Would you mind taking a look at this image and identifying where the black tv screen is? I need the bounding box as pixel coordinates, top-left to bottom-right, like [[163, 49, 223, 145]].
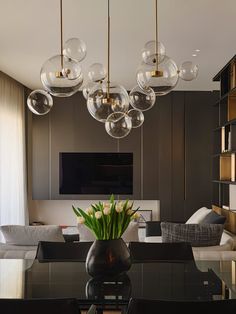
[[59, 152, 133, 195]]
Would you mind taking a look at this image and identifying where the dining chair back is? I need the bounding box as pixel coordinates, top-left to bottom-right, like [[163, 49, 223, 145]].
[[0, 298, 80, 314], [36, 241, 92, 262], [127, 298, 236, 314], [128, 242, 194, 262]]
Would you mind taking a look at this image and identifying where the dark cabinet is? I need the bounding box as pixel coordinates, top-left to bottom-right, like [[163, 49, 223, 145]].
[[150, 91, 218, 222]]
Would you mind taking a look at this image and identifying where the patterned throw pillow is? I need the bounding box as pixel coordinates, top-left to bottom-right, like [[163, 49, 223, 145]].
[[161, 222, 224, 247]]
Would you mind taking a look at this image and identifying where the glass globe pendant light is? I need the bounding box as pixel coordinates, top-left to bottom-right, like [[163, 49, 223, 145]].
[[127, 109, 144, 128], [87, 0, 130, 127], [129, 85, 156, 111], [63, 37, 87, 62], [40, 0, 83, 97], [27, 90, 53, 115], [105, 112, 132, 139], [179, 61, 199, 81], [137, 0, 178, 96]]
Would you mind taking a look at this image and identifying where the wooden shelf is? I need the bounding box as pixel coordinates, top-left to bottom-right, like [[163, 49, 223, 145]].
[[213, 180, 236, 185], [212, 205, 236, 234], [213, 54, 236, 81], [213, 55, 236, 232]]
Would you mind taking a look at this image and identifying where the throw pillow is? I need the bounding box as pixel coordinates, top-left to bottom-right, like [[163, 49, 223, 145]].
[[161, 222, 224, 247], [122, 222, 139, 242], [185, 207, 211, 224], [0, 225, 65, 246], [77, 223, 96, 242], [200, 211, 226, 225]]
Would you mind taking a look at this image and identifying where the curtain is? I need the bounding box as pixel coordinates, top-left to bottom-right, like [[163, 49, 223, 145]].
[[0, 72, 28, 235]]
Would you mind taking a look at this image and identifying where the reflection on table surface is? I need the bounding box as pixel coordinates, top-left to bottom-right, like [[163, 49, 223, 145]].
[[0, 259, 235, 304]]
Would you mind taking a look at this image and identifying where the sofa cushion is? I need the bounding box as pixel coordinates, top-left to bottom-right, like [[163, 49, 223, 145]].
[[77, 221, 139, 242], [185, 207, 211, 224], [200, 211, 226, 225], [161, 222, 224, 247], [0, 225, 64, 246]]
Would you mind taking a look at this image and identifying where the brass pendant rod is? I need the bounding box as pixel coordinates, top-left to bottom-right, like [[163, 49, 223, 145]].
[[107, 0, 110, 96], [155, 0, 158, 70], [60, 0, 63, 69]]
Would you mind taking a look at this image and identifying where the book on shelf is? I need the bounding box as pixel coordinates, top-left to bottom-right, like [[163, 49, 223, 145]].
[[231, 153, 235, 182], [230, 61, 236, 90], [221, 127, 225, 152]]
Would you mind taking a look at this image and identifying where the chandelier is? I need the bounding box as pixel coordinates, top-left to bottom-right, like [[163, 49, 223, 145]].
[[27, 0, 198, 140], [83, 0, 144, 139], [130, 0, 198, 111], [27, 0, 86, 115]]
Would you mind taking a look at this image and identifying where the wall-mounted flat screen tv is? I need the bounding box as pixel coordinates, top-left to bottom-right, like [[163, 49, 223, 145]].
[[59, 152, 133, 195]]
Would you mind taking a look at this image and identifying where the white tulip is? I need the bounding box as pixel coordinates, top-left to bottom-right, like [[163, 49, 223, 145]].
[[127, 209, 134, 215], [115, 205, 123, 213], [103, 207, 111, 215], [77, 216, 85, 224], [86, 207, 93, 215], [95, 211, 102, 219]]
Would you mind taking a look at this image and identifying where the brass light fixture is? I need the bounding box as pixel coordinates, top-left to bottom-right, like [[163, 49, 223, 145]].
[[27, 0, 86, 115], [134, 0, 199, 98]]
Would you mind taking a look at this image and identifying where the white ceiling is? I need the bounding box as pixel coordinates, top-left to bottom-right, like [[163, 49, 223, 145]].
[[0, 0, 236, 91]]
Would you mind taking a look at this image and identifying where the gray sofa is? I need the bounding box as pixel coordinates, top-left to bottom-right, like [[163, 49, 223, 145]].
[[145, 207, 236, 260]]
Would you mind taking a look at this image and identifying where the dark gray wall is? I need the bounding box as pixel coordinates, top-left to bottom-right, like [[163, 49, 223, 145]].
[[29, 90, 218, 221]]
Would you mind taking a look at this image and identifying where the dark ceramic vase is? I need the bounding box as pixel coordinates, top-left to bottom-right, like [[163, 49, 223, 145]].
[[85, 238, 131, 278]]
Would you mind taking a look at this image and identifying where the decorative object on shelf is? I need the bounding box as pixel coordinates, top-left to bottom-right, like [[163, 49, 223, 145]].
[[72, 195, 139, 278], [27, 0, 86, 115], [133, 0, 198, 98]]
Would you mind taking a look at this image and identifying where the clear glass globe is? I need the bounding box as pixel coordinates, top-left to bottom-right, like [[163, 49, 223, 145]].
[[82, 81, 95, 100], [87, 81, 130, 123], [105, 112, 132, 139], [40, 55, 83, 97], [142, 41, 165, 65], [129, 85, 156, 111], [179, 61, 198, 81], [137, 56, 179, 96], [63, 37, 87, 62], [127, 109, 144, 128], [27, 89, 53, 115], [88, 63, 107, 82]]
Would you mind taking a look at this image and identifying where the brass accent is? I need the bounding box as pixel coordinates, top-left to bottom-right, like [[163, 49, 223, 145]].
[[228, 95, 236, 121], [151, 70, 163, 77], [102, 97, 115, 105], [220, 155, 231, 181], [60, 0, 63, 69], [55, 71, 64, 78], [107, 0, 110, 97], [155, 0, 158, 56]]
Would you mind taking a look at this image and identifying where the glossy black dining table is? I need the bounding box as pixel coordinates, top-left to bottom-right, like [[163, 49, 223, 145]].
[[0, 259, 236, 310]]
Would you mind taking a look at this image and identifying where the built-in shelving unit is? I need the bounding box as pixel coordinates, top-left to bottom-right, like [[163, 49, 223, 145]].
[[212, 55, 236, 232]]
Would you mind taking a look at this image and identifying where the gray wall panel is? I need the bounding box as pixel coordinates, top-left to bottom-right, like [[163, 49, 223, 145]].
[[29, 90, 217, 222], [32, 114, 50, 199]]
